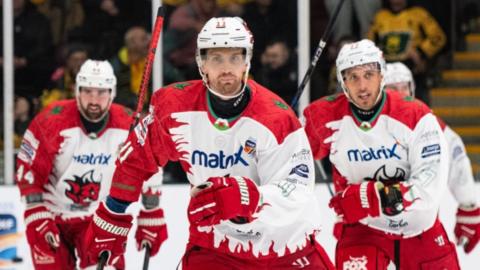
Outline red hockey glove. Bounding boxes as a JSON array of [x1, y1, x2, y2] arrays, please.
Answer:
[[188, 176, 260, 226], [329, 182, 381, 224], [81, 202, 133, 268], [455, 206, 480, 253], [135, 208, 168, 256], [24, 205, 60, 257]]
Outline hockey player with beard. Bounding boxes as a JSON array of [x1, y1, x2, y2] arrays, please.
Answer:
[[16, 60, 167, 269], [303, 39, 460, 269], [82, 17, 334, 269], [385, 62, 480, 255]]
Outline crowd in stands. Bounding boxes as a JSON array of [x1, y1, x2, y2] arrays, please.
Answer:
[[1, 0, 478, 181]]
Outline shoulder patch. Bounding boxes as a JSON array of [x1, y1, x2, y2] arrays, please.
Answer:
[[403, 96, 415, 102], [50, 105, 63, 115], [323, 94, 339, 102], [173, 82, 191, 90], [124, 107, 133, 116], [274, 100, 288, 110]]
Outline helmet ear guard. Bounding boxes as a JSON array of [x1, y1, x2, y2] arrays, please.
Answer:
[[384, 62, 415, 96], [336, 39, 386, 102]]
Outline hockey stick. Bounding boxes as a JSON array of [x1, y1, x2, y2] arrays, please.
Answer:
[[130, 6, 165, 131], [142, 244, 151, 270], [290, 0, 346, 110], [291, 0, 345, 196], [97, 251, 108, 270]]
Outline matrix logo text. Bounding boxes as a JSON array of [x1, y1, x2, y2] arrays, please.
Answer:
[[192, 146, 248, 169], [347, 144, 401, 162]]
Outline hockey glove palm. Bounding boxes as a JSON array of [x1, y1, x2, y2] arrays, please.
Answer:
[[455, 206, 480, 253], [135, 208, 168, 256], [329, 182, 381, 224], [24, 205, 60, 257], [188, 176, 260, 226], [81, 202, 133, 268]]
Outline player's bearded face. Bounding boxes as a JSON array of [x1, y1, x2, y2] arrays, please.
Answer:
[[78, 87, 112, 121], [202, 48, 247, 97], [343, 64, 383, 110]]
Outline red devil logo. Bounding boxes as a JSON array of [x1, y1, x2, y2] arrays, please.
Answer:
[[65, 170, 101, 207]]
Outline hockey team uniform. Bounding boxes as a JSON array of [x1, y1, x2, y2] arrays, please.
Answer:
[[304, 91, 460, 269], [16, 100, 161, 269], [109, 79, 334, 269], [437, 119, 479, 207]]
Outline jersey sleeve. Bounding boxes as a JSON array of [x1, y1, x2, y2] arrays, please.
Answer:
[[303, 100, 333, 160], [405, 112, 449, 213], [251, 121, 322, 231], [16, 114, 57, 197], [109, 93, 174, 202], [444, 126, 478, 206]]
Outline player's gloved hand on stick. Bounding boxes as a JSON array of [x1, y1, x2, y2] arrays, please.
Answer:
[[81, 202, 133, 268], [188, 176, 260, 226], [24, 204, 60, 256], [329, 181, 382, 224], [455, 205, 480, 253], [135, 207, 168, 256]]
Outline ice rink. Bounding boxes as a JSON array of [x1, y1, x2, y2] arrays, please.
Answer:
[[2, 183, 479, 269]]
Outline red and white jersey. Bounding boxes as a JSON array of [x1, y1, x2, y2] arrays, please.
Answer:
[[438, 119, 479, 207], [304, 91, 449, 237], [111, 80, 322, 259], [16, 100, 161, 219]]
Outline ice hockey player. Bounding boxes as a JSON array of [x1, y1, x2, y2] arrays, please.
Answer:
[[385, 61, 480, 254], [16, 60, 167, 269], [82, 17, 335, 269], [303, 39, 460, 269]]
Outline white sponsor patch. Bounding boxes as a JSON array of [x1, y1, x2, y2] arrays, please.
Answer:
[[18, 129, 39, 164], [343, 255, 368, 270]]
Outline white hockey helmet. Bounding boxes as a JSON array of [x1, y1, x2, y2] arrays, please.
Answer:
[[385, 62, 415, 96], [196, 17, 253, 98], [75, 59, 117, 99], [336, 39, 386, 103]]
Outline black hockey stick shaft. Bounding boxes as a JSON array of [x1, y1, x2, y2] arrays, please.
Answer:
[[315, 159, 334, 196], [142, 244, 152, 270], [130, 6, 165, 131], [290, 0, 346, 109], [97, 251, 108, 270]]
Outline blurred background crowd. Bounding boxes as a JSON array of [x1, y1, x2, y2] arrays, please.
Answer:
[[1, 0, 480, 183]]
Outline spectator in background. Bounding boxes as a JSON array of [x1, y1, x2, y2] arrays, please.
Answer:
[[255, 39, 297, 104], [14, 94, 35, 148], [242, 0, 296, 74], [324, 0, 381, 42], [110, 26, 150, 109], [368, 0, 446, 104], [32, 0, 85, 47], [0, 0, 54, 97], [41, 43, 89, 107], [163, 0, 218, 84]]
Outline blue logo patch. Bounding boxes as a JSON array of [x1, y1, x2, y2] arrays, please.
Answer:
[[191, 146, 248, 169], [289, 164, 309, 178], [73, 153, 111, 165], [421, 144, 441, 158], [347, 144, 401, 162]]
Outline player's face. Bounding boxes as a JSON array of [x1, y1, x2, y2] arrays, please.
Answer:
[[201, 48, 247, 98], [78, 87, 112, 121], [386, 82, 411, 98], [343, 64, 383, 110]]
